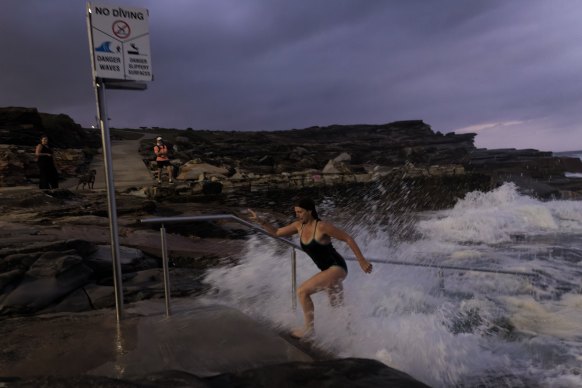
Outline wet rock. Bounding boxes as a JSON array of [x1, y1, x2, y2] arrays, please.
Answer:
[[85, 245, 150, 274], [6, 375, 146, 388], [207, 358, 431, 388], [0, 262, 93, 315], [6, 358, 430, 387], [0, 239, 96, 260], [27, 251, 84, 278], [177, 161, 229, 181], [491, 174, 560, 199], [41, 287, 93, 314], [0, 269, 25, 292], [202, 181, 223, 195], [0, 253, 40, 272], [84, 284, 116, 309]]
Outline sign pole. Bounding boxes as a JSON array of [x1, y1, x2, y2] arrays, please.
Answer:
[[94, 77, 125, 321], [87, 2, 153, 322]]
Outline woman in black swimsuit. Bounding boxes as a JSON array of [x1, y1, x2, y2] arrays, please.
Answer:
[[249, 198, 373, 338]]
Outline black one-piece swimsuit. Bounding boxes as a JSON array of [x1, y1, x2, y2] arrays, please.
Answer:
[[300, 220, 348, 273]]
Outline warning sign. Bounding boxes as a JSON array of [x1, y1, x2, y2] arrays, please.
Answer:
[[87, 3, 153, 81]]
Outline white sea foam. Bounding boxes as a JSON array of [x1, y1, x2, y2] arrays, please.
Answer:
[[501, 295, 582, 339], [203, 241, 510, 386], [416, 183, 582, 244], [202, 183, 582, 387]]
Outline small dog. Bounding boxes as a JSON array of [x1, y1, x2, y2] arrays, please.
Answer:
[[76, 169, 96, 190]]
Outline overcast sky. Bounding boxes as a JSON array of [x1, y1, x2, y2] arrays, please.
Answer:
[[1, 1, 581, 151]]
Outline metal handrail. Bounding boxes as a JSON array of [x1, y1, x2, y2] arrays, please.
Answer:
[[141, 214, 299, 316], [368, 259, 539, 278], [142, 214, 300, 249], [141, 214, 539, 316]]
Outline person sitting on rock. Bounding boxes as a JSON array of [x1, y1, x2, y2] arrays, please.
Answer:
[[154, 136, 173, 184]]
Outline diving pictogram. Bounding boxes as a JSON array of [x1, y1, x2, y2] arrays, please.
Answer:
[[112, 20, 131, 39]]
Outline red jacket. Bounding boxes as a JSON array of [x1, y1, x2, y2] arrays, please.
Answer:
[[154, 144, 170, 161]]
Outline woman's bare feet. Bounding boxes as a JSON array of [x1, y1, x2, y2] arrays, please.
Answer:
[[290, 327, 314, 339]]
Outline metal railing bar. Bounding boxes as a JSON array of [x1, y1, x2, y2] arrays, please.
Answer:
[[348, 258, 539, 278], [141, 214, 539, 279], [142, 214, 300, 250], [141, 214, 540, 316], [142, 214, 300, 316]]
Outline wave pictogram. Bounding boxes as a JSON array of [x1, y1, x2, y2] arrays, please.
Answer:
[[95, 41, 114, 53]]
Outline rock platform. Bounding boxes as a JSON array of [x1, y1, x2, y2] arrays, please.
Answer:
[[0, 300, 430, 387]]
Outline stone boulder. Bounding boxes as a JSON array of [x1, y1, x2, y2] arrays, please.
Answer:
[[0, 145, 36, 185], [322, 160, 353, 174], [85, 245, 154, 275], [333, 152, 352, 163], [0, 251, 94, 315], [177, 161, 229, 181], [54, 148, 88, 177], [322, 152, 354, 174], [0, 239, 163, 316]]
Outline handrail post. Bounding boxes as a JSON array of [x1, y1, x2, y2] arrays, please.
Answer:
[[160, 224, 171, 317], [291, 248, 297, 311], [438, 269, 445, 294]]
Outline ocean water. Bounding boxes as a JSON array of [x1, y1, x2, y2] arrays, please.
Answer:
[[202, 182, 582, 387]]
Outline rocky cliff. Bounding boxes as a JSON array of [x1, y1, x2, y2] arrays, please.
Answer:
[[139, 120, 477, 174], [139, 121, 582, 200], [0, 107, 99, 148], [0, 107, 101, 185], [2, 106, 582, 200]]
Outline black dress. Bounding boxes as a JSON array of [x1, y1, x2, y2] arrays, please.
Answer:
[[37, 144, 59, 189]]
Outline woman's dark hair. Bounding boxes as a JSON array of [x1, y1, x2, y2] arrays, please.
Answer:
[[294, 197, 320, 220]]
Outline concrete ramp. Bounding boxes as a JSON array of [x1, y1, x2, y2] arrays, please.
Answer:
[[60, 133, 155, 191], [0, 300, 312, 379], [88, 137, 155, 190]]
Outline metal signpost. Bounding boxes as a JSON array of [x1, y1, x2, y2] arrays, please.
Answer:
[[86, 2, 153, 321]]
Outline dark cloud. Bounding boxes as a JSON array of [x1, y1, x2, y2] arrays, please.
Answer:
[[1, 0, 581, 151]]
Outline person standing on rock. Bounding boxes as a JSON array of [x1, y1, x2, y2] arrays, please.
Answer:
[[248, 198, 373, 339], [35, 135, 59, 189], [154, 136, 174, 184]]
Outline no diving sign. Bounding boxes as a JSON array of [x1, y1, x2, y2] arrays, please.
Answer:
[[87, 3, 153, 81]]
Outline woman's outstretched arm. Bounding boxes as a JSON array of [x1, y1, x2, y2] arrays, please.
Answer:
[[248, 209, 298, 237], [320, 222, 373, 273]]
